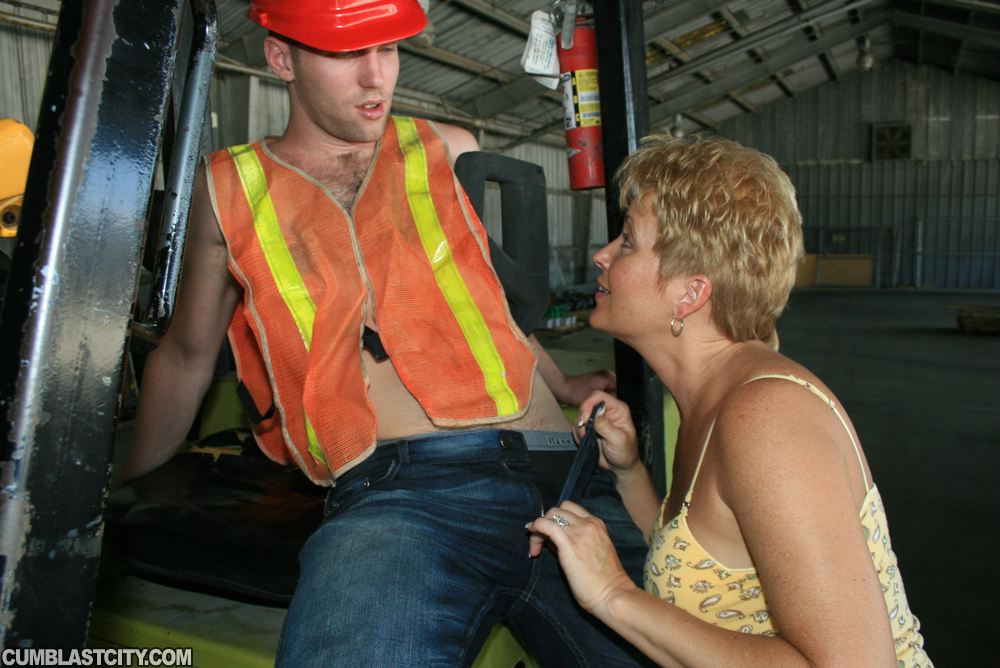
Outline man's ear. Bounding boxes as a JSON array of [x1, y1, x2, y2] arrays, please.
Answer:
[[264, 36, 296, 83], [673, 275, 712, 320]]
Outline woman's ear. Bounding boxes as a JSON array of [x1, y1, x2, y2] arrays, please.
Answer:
[[673, 275, 712, 320], [264, 37, 296, 83]]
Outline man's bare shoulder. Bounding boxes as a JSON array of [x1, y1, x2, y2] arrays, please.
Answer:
[[430, 121, 480, 162], [190, 164, 226, 247]]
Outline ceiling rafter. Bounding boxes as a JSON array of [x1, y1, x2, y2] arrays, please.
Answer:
[[647, 27, 759, 118], [894, 9, 1000, 48], [953, 8, 974, 73], [786, 0, 842, 80], [649, 10, 892, 127], [916, 0, 1000, 15], [718, 5, 796, 98], [649, 0, 879, 88]]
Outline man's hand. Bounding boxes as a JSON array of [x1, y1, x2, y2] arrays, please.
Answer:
[[553, 368, 616, 407], [529, 334, 616, 406]]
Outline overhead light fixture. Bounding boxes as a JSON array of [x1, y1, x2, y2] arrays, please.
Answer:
[[856, 35, 874, 72], [669, 114, 685, 138]]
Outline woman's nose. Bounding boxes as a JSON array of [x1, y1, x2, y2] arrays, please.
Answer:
[[592, 242, 612, 271]]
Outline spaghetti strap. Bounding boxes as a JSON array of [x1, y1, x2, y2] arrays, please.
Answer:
[[742, 374, 870, 490], [683, 420, 717, 505]]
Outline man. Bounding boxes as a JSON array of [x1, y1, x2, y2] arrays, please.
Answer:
[[122, 1, 649, 665]]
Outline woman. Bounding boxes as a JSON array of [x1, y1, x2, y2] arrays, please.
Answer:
[[526, 135, 931, 667]]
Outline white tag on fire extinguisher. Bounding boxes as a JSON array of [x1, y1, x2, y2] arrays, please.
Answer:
[[520, 11, 560, 90]]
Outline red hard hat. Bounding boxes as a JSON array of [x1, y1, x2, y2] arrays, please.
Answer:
[[248, 0, 427, 52]]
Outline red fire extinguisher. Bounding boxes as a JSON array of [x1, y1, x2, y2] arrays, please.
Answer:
[[557, 16, 604, 190]]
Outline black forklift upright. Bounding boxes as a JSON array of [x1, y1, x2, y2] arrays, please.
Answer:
[[454, 151, 550, 335], [593, 1, 668, 497], [0, 0, 217, 648]]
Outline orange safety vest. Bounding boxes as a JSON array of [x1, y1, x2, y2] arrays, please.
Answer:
[[205, 117, 536, 484]]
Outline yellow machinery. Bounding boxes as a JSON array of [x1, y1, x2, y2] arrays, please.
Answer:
[[0, 117, 33, 238]]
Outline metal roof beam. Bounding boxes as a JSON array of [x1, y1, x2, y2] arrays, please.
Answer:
[[399, 42, 516, 86], [448, 0, 530, 36], [650, 0, 879, 88], [458, 76, 550, 118], [650, 10, 891, 125], [786, 0, 842, 81], [914, 0, 1000, 15], [643, 0, 735, 38], [894, 10, 1000, 48], [647, 32, 760, 115], [4, 0, 61, 14], [718, 6, 796, 97]]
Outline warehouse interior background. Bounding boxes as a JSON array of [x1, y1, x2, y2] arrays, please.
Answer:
[[1, 0, 998, 665]]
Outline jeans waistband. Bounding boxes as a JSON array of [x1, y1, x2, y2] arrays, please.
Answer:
[[376, 429, 575, 451], [334, 429, 542, 487]]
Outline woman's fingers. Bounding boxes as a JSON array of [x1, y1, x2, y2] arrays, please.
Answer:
[[526, 506, 579, 556], [526, 503, 594, 555], [559, 500, 592, 518], [525, 505, 632, 613]]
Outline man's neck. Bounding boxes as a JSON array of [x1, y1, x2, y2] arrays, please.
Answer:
[[269, 130, 380, 210]]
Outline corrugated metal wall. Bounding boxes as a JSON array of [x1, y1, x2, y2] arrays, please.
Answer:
[[719, 60, 1000, 289], [0, 3, 55, 129], [483, 140, 608, 290], [788, 160, 999, 289]]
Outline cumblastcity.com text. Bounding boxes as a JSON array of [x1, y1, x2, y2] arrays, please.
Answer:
[[1, 648, 193, 666]]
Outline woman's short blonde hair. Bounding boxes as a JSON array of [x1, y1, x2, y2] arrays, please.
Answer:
[[616, 134, 804, 343]]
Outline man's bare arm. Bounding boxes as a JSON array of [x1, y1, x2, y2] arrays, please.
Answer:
[[118, 169, 241, 483]]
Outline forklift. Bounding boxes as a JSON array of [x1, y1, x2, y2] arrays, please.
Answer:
[[0, 1, 664, 664]]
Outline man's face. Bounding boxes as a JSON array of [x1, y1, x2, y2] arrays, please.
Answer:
[[287, 40, 401, 144]]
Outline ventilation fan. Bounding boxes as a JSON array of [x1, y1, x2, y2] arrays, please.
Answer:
[[871, 123, 911, 161]]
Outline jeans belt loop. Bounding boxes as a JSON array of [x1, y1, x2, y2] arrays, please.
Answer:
[[397, 438, 411, 465]]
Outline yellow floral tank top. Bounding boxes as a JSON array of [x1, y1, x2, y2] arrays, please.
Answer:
[[643, 374, 931, 665]]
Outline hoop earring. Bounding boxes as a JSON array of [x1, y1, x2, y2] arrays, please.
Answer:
[[670, 317, 685, 337]]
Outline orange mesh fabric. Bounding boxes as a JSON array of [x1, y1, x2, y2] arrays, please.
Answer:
[[205, 118, 534, 483]]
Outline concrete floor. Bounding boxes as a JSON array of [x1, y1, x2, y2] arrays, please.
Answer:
[[542, 288, 1000, 665]]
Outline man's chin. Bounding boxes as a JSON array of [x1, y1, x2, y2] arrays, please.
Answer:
[[350, 120, 390, 143]]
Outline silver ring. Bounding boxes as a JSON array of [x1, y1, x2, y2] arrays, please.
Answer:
[[552, 513, 569, 528]]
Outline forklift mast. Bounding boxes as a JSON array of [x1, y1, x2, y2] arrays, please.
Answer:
[[0, 0, 217, 647]]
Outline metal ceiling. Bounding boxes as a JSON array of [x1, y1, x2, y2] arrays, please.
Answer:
[[3, 0, 999, 145], [209, 0, 1000, 147]]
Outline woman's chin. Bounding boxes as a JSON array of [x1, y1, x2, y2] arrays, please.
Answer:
[[587, 311, 612, 335]]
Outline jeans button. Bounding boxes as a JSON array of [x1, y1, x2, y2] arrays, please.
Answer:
[[499, 432, 514, 450]]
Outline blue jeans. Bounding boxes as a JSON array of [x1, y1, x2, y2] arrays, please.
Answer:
[[275, 429, 653, 667]]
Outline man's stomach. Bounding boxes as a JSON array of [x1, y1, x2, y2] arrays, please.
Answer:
[[363, 350, 571, 441]]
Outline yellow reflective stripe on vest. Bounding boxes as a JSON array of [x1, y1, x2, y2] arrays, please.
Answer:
[[392, 117, 520, 415], [228, 144, 326, 465]]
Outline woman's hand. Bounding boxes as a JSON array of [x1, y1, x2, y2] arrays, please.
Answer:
[[526, 502, 639, 615], [577, 392, 642, 477]]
